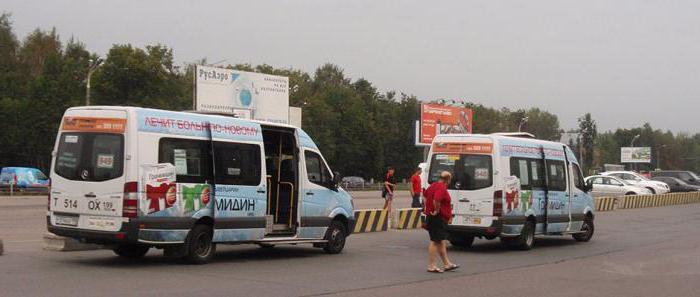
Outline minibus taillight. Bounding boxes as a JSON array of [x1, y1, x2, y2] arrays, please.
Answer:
[[493, 190, 503, 217], [123, 182, 138, 218]]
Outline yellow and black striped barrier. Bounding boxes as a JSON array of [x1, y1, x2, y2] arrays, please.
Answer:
[[595, 197, 617, 211], [619, 192, 700, 209], [353, 209, 388, 233], [348, 192, 700, 234], [393, 208, 423, 229]]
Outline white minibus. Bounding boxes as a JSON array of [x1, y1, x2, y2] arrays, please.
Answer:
[[48, 106, 354, 263], [423, 133, 595, 250]]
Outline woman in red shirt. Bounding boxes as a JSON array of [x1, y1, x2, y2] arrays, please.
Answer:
[[424, 171, 459, 273]]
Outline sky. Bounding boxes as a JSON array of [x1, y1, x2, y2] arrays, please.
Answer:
[[4, 0, 700, 133]]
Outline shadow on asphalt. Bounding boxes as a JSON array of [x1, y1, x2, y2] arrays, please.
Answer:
[[450, 236, 580, 254], [58, 245, 329, 268]]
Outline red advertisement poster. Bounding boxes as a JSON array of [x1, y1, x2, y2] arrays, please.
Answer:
[[419, 103, 472, 145]]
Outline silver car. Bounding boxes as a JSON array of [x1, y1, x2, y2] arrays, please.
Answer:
[[585, 175, 652, 197]]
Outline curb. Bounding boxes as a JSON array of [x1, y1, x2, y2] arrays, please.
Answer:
[[43, 232, 103, 252]]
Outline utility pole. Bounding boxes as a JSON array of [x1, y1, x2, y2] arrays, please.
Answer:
[[86, 58, 103, 106]]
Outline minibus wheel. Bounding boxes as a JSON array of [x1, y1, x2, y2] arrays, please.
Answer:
[[323, 221, 346, 254], [502, 221, 535, 250], [184, 224, 216, 264], [573, 217, 594, 242], [113, 244, 150, 258]]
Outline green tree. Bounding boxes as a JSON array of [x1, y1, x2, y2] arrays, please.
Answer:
[[578, 113, 597, 173]]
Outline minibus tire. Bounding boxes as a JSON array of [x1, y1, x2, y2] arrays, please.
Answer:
[[323, 221, 346, 254], [184, 224, 216, 264], [573, 217, 594, 242], [502, 221, 535, 250], [113, 244, 150, 258], [448, 234, 475, 248]]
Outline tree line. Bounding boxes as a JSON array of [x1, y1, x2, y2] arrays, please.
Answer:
[[1, 13, 698, 181]]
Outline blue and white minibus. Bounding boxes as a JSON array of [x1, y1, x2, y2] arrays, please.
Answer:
[[423, 133, 595, 250], [47, 106, 354, 263]]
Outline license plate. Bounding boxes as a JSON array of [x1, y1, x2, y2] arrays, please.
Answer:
[[55, 215, 79, 227], [87, 217, 117, 229], [464, 216, 481, 225]]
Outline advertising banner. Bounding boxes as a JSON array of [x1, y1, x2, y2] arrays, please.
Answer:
[[140, 164, 177, 215], [620, 147, 651, 163], [195, 65, 289, 123], [418, 103, 472, 145]]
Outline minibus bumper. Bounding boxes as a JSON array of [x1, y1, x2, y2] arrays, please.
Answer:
[[47, 216, 140, 245], [446, 220, 503, 239]]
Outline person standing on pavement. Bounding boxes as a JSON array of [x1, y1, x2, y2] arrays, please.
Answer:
[[409, 167, 423, 208], [382, 167, 396, 214], [424, 171, 459, 273]]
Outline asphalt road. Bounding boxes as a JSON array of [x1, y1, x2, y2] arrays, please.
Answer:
[[1, 196, 699, 297]]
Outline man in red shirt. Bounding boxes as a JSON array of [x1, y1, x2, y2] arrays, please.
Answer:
[[424, 171, 459, 273], [409, 167, 422, 208]]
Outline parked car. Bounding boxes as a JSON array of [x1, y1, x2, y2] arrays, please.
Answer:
[[585, 175, 652, 197], [600, 171, 670, 194], [341, 176, 366, 188], [0, 167, 50, 192], [651, 176, 700, 192], [650, 170, 700, 186]]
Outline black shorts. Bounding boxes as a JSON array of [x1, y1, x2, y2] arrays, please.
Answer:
[[426, 215, 448, 242]]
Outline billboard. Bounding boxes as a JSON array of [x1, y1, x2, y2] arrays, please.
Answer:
[[418, 103, 473, 145], [621, 147, 651, 163], [195, 65, 289, 123]]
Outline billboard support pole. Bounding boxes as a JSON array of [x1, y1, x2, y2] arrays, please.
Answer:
[[192, 64, 197, 110]]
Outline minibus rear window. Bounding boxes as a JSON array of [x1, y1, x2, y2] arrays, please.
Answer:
[[54, 133, 124, 182], [429, 154, 493, 190]]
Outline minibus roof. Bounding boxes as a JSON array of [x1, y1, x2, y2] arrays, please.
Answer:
[[66, 106, 300, 130], [433, 133, 570, 149]]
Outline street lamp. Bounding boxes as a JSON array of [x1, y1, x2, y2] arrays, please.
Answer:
[[86, 58, 103, 106], [630, 134, 640, 147], [630, 134, 641, 171], [518, 117, 529, 132]]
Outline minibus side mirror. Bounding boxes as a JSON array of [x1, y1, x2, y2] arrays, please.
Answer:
[[331, 171, 342, 191], [584, 180, 593, 192]]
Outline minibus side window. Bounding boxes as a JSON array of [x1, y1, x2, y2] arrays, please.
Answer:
[[546, 160, 566, 191], [158, 138, 211, 183], [213, 142, 261, 186], [571, 163, 585, 191], [305, 151, 331, 187], [509, 158, 545, 190], [509, 158, 531, 190]]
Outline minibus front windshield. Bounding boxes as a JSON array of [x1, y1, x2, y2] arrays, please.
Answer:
[[54, 132, 124, 182], [428, 153, 493, 190]]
